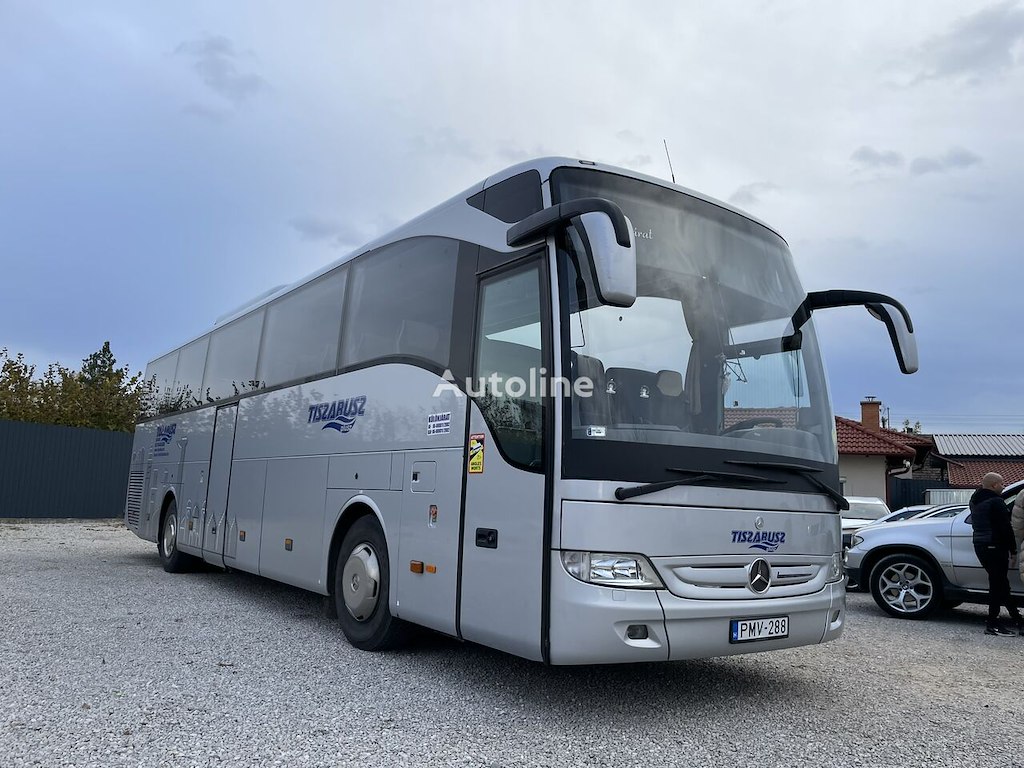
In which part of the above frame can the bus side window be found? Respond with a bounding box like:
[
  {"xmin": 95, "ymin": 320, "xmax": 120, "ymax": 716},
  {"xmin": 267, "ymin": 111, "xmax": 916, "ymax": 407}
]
[
  {"xmin": 202, "ymin": 309, "xmax": 264, "ymax": 402},
  {"xmin": 474, "ymin": 263, "xmax": 546, "ymax": 470},
  {"xmin": 257, "ymin": 268, "xmax": 347, "ymax": 388},
  {"xmin": 341, "ymin": 237, "xmax": 459, "ymax": 369}
]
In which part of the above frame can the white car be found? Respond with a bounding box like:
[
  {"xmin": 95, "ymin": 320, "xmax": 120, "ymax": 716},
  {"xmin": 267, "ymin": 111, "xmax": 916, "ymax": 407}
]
[
  {"xmin": 860, "ymin": 503, "xmax": 968, "ymax": 530},
  {"xmin": 841, "ymin": 496, "xmax": 891, "ymax": 549},
  {"xmin": 870, "ymin": 504, "xmax": 934, "ymax": 525}
]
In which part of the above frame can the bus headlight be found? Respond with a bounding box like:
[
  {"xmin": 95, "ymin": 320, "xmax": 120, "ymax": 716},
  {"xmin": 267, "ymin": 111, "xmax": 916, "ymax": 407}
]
[
  {"xmin": 826, "ymin": 551, "xmax": 844, "ymax": 583},
  {"xmin": 560, "ymin": 551, "xmax": 665, "ymax": 589}
]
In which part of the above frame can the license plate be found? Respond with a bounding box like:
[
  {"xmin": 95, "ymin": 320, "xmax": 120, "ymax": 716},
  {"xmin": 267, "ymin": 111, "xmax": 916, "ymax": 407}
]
[{"xmin": 729, "ymin": 616, "xmax": 789, "ymax": 643}]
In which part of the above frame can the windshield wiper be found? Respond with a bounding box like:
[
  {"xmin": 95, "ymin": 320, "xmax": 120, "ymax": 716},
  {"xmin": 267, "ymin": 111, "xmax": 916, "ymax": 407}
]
[
  {"xmin": 615, "ymin": 467, "xmax": 784, "ymax": 501},
  {"xmin": 724, "ymin": 460, "xmax": 849, "ymax": 511}
]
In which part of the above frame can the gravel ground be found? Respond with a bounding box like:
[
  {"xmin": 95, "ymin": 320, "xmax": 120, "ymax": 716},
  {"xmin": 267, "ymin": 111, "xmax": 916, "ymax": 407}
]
[{"xmin": 1, "ymin": 520, "xmax": 1022, "ymax": 768}]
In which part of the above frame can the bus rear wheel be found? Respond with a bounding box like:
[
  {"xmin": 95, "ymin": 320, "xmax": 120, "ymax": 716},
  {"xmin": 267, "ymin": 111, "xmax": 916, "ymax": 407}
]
[
  {"xmin": 334, "ymin": 515, "xmax": 409, "ymax": 651},
  {"xmin": 159, "ymin": 499, "xmax": 194, "ymax": 573}
]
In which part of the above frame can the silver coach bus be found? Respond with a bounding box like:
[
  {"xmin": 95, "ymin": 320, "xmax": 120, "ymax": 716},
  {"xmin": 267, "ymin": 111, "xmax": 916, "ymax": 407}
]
[{"xmin": 125, "ymin": 157, "xmax": 917, "ymax": 664}]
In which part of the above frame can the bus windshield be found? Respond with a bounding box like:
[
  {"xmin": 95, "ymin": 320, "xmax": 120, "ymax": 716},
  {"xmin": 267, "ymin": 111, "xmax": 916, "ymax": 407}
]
[{"xmin": 553, "ymin": 168, "xmax": 836, "ymax": 472}]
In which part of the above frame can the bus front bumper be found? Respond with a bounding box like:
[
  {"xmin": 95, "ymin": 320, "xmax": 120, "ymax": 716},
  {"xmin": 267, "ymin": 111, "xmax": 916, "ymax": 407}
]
[{"xmin": 548, "ymin": 559, "xmax": 845, "ymax": 665}]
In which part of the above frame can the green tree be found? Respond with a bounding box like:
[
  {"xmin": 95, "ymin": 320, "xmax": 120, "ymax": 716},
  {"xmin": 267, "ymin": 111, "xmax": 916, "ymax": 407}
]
[
  {"xmin": 80, "ymin": 341, "xmax": 118, "ymax": 387},
  {"xmin": 0, "ymin": 343, "xmax": 152, "ymax": 432},
  {"xmin": 0, "ymin": 349, "xmax": 39, "ymax": 423}
]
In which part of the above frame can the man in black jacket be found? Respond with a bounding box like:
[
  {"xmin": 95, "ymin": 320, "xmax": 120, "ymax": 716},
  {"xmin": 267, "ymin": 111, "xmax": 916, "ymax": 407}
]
[{"xmin": 969, "ymin": 472, "xmax": 1022, "ymax": 636}]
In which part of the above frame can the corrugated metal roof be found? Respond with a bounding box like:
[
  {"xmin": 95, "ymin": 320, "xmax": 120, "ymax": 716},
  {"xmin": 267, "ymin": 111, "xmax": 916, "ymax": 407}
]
[{"xmin": 932, "ymin": 434, "xmax": 1024, "ymax": 457}]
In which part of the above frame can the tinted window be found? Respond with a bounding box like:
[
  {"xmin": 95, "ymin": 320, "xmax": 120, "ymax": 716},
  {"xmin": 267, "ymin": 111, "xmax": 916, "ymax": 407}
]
[
  {"xmin": 258, "ymin": 269, "xmax": 346, "ymax": 387},
  {"xmin": 844, "ymin": 500, "xmax": 890, "ymax": 519},
  {"xmin": 341, "ymin": 238, "xmax": 458, "ymax": 368},
  {"xmin": 474, "ymin": 263, "xmax": 546, "ymax": 470},
  {"xmin": 203, "ymin": 310, "xmax": 264, "ymax": 401},
  {"xmin": 927, "ymin": 505, "xmax": 966, "ymax": 519},
  {"xmin": 145, "ymin": 351, "xmax": 178, "ymax": 411},
  {"xmin": 467, "ymin": 170, "xmax": 543, "ymax": 223},
  {"xmin": 174, "ymin": 337, "xmax": 209, "ymax": 407}
]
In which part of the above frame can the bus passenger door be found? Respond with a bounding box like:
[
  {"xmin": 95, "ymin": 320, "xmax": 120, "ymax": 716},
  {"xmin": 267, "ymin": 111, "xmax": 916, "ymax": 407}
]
[
  {"xmin": 459, "ymin": 262, "xmax": 547, "ymax": 662},
  {"xmin": 203, "ymin": 404, "xmax": 238, "ymax": 567}
]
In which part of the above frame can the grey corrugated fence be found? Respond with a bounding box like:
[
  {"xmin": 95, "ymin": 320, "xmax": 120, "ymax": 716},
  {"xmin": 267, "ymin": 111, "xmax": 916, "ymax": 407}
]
[{"xmin": 0, "ymin": 419, "xmax": 132, "ymax": 518}]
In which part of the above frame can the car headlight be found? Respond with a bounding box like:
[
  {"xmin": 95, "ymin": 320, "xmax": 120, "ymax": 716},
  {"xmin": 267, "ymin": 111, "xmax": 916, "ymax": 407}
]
[
  {"xmin": 560, "ymin": 551, "xmax": 665, "ymax": 589},
  {"xmin": 826, "ymin": 551, "xmax": 844, "ymax": 583},
  {"xmin": 850, "ymin": 534, "xmax": 864, "ymax": 549}
]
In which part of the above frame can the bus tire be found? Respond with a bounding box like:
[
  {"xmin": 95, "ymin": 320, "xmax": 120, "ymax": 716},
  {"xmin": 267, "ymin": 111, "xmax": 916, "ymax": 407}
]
[
  {"xmin": 158, "ymin": 499, "xmax": 194, "ymax": 573},
  {"xmin": 334, "ymin": 515, "xmax": 409, "ymax": 651}
]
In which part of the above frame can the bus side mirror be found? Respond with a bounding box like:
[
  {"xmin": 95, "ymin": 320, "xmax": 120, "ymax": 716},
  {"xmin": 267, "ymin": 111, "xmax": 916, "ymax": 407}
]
[
  {"xmin": 791, "ymin": 289, "xmax": 919, "ymax": 374},
  {"xmin": 576, "ymin": 211, "xmax": 637, "ymax": 307},
  {"xmin": 866, "ymin": 302, "xmax": 918, "ymax": 374},
  {"xmin": 507, "ymin": 197, "xmax": 637, "ymax": 308}
]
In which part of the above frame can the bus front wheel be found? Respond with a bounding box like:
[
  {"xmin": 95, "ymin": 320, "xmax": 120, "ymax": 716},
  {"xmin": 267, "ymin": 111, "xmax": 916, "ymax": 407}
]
[{"xmin": 334, "ymin": 515, "xmax": 409, "ymax": 650}]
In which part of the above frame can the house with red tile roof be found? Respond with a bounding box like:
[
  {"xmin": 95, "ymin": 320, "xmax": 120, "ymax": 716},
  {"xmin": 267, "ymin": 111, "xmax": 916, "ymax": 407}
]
[
  {"xmin": 723, "ymin": 398, "xmax": 1024, "ymax": 503},
  {"xmin": 839, "ymin": 399, "xmax": 1024, "ymax": 503},
  {"xmin": 837, "ymin": 398, "xmax": 921, "ymax": 501},
  {"xmin": 931, "ymin": 434, "xmax": 1024, "ymax": 488}
]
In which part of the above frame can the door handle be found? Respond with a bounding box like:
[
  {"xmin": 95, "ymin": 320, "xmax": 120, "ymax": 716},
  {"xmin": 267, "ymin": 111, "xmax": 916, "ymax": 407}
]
[{"xmin": 475, "ymin": 528, "xmax": 498, "ymax": 549}]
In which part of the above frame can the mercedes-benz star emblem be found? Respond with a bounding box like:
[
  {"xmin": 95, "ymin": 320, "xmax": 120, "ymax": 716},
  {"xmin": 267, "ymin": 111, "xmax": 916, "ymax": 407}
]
[
  {"xmin": 754, "ymin": 516, "xmax": 765, "ymax": 530},
  {"xmin": 747, "ymin": 558, "xmax": 772, "ymax": 594}
]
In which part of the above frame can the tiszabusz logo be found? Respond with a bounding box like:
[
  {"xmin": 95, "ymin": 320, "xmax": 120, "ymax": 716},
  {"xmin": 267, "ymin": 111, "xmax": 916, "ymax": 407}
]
[
  {"xmin": 731, "ymin": 529, "xmax": 786, "ymax": 552},
  {"xmin": 307, "ymin": 396, "xmax": 367, "ymax": 433},
  {"xmin": 154, "ymin": 423, "xmax": 176, "ymax": 457}
]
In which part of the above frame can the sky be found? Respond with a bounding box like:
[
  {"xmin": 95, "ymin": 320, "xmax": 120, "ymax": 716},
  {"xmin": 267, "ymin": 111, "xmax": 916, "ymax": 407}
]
[{"xmin": 2, "ymin": 1, "xmax": 1022, "ymax": 433}]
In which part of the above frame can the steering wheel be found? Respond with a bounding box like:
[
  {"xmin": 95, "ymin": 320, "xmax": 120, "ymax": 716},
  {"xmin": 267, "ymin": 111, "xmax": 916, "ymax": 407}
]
[{"xmin": 722, "ymin": 417, "xmax": 784, "ymax": 434}]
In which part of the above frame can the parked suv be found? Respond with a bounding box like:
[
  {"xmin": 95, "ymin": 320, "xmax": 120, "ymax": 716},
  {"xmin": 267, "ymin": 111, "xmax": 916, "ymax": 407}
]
[{"xmin": 845, "ymin": 481, "xmax": 1024, "ymax": 619}]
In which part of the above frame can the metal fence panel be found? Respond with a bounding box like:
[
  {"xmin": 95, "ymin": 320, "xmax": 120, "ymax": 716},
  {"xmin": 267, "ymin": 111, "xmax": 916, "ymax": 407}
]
[
  {"xmin": 0, "ymin": 419, "xmax": 132, "ymax": 518},
  {"xmin": 924, "ymin": 488, "xmax": 975, "ymax": 505},
  {"xmin": 888, "ymin": 477, "xmax": 949, "ymax": 509}
]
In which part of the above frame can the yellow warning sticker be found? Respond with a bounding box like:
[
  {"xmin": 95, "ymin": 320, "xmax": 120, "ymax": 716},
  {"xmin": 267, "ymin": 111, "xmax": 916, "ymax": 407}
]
[{"xmin": 468, "ymin": 433, "xmax": 485, "ymax": 474}]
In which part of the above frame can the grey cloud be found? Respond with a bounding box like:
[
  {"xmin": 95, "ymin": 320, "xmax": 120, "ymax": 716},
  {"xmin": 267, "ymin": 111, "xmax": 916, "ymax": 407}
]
[
  {"xmin": 181, "ymin": 103, "xmax": 227, "ymax": 122},
  {"xmin": 176, "ymin": 35, "xmax": 267, "ymax": 105},
  {"xmin": 290, "ymin": 216, "xmax": 343, "ymax": 242},
  {"xmin": 728, "ymin": 181, "xmax": 779, "ymax": 207},
  {"xmin": 289, "ymin": 216, "xmax": 365, "ymax": 249},
  {"xmin": 618, "ymin": 154, "xmax": 653, "ymax": 170},
  {"xmin": 914, "ymin": 1, "xmax": 1024, "ymax": 84},
  {"xmin": 616, "ymin": 129, "xmax": 645, "ymax": 145},
  {"xmin": 820, "ymin": 236, "xmax": 872, "ymax": 252},
  {"xmin": 495, "ymin": 142, "xmax": 555, "ymax": 164},
  {"xmin": 909, "ymin": 147, "xmax": 982, "ymax": 175},
  {"xmin": 851, "ymin": 145, "xmax": 904, "ymax": 170},
  {"xmin": 410, "ymin": 128, "xmax": 483, "ymax": 162}
]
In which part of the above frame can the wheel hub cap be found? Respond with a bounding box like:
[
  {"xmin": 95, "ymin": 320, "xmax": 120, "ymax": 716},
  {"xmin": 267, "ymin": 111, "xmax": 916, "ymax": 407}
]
[
  {"xmin": 162, "ymin": 514, "xmax": 177, "ymax": 558},
  {"xmin": 342, "ymin": 543, "xmax": 380, "ymax": 621}
]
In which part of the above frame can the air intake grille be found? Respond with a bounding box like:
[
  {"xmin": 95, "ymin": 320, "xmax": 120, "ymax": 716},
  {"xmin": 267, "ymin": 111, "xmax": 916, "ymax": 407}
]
[
  {"xmin": 653, "ymin": 555, "xmax": 828, "ymax": 600},
  {"xmin": 126, "ymin": 471, "xmax": 144, "ymax": 529}
]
